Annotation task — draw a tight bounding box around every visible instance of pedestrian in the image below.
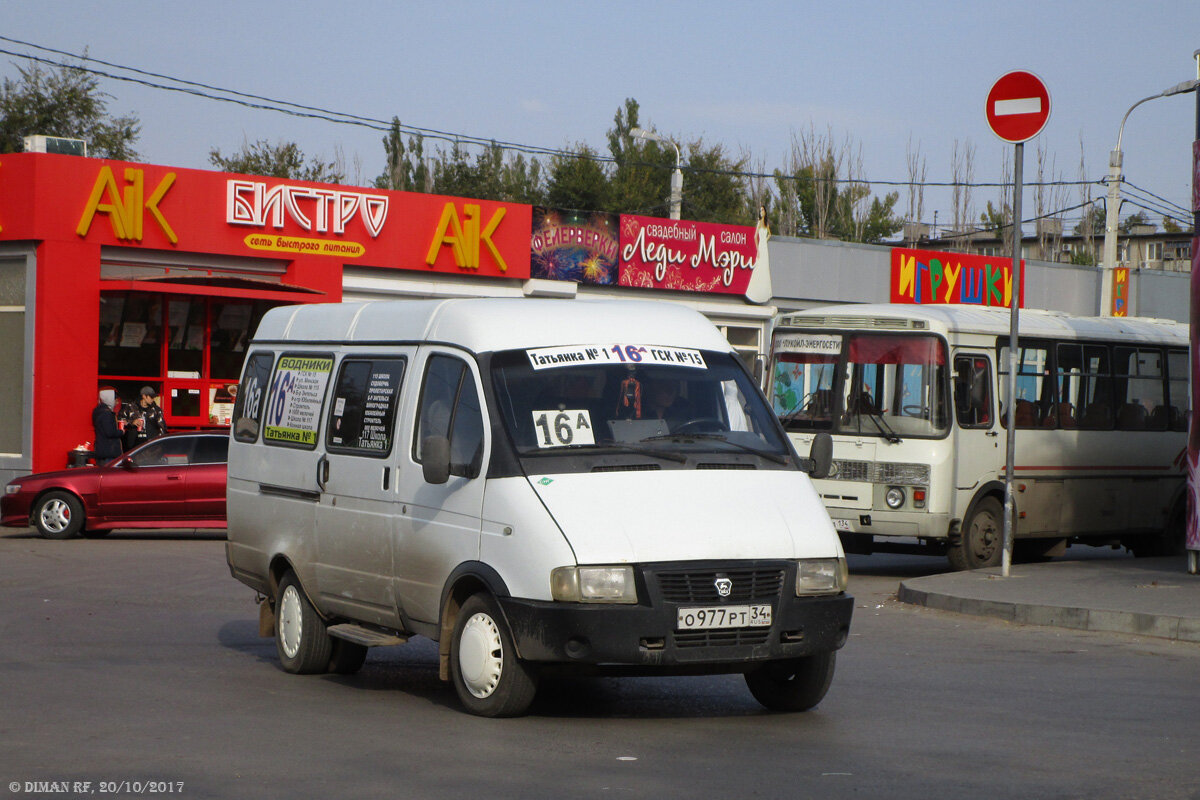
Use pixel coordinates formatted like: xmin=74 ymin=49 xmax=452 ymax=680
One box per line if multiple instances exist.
xmin=120 ymin=385 xmax=168 ymax=451
xmin=92 ymin=386 xmax=123 ymax=462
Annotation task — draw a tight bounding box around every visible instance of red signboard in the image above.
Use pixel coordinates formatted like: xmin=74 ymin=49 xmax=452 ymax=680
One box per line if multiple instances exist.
xmin=618 ymin=214 xmax=762 ymax=294
xmin=0 ymin=153 xmax=532 ymax=280
xmin=890 ymin=247 xmax=1024 ymax=308
xmin=986 ymin=71 xmax=1051 ymax=144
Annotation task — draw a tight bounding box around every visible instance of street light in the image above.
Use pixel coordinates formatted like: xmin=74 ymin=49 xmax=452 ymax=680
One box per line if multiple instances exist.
xmin=630 ymin=126 xmax=682 ymax=220
xmin=1100 ymin=77 xmax=1200 ymax=315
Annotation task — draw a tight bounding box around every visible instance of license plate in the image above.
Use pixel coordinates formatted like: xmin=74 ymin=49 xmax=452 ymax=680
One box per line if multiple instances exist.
xmin=832 ymin=518 xmax=854 ymax=532
xmin=676 ymin=604 xmax=772 ymax=630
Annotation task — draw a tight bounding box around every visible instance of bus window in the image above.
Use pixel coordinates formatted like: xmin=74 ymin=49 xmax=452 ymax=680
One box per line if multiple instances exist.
xmin=772 ymin=352 xmax=838 ymax=430
xmin=953 ymin=355 xmax=992 ymax=428
xmin=1166 ymin=349 xmax=1188 ymax=431
xmin=1055 ymin=344 xmax=1110 ymax=429
xmin=999 ymin=344 xmax=1051 ymax=428
xmin=1115 ymin=347 xmax=1164 ymax=431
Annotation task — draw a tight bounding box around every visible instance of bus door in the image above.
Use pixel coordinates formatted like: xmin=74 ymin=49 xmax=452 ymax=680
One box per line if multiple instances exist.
xmin=952 ymin=352 xmax=999 ymax=492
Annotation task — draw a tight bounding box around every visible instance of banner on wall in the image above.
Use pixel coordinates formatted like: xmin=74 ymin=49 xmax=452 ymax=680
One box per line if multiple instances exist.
xmin=0 ymin=153 xmax=532 ymax=280
xmin=530 ymin=208 xmax=618 ymax=284
xmin=618 ymin=214 xmax=764 ymax=296
xmin=890 ymin=247 xmax=1025 ymax=308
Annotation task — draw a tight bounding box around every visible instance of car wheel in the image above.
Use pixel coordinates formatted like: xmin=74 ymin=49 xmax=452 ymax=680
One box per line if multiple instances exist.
xmin=450 ymin=593 xmax=538 ymax=717
xmin=33 ymin=491 xmax=85 ymax=539
xmin=274 ymin=571 xmax=333 ymax=674
xmin=744 ymin=652 xmax=836 ymax=712
xmin=949 ymin=496 xmax=1004 ymax=570
xmin=328 ymin=639 xmax=368 ymax=675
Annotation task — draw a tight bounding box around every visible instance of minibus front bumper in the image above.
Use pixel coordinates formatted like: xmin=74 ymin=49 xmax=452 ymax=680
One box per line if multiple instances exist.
xmin=498 ymin=590 xmax=853 ymax=671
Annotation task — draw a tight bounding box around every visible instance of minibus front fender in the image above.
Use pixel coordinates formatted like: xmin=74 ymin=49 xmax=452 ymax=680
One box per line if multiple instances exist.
xmin=437 ymin=561 xmax=513 ymax=680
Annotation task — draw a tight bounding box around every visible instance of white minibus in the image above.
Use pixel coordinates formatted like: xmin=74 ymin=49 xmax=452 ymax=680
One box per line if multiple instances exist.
xmin=226 ymin=298 xmax=852 ymax=716
xmin=768 ymin=303 xmax=1187 ymax=570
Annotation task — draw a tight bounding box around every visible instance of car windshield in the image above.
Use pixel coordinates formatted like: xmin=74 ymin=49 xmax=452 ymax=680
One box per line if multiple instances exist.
xmin=772 ymin=331 xmax=949 ymax=438
xmin=489 ymin=346 xmax=790 ymax=464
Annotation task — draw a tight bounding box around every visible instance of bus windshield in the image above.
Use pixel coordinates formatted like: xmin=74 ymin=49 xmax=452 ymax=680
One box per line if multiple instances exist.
xmin=772 ymin=332 xmax=949 ymax=439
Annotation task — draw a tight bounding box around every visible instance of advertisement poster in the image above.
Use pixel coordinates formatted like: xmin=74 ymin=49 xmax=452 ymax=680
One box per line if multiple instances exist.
xmin=618 ymin=214 xmax=761 ymax=295
xmin=890 ymin=247 xmax=1025 ymax=308
xmin=263 ymin=355 xmax=334 ymax=447
xmin=530 ymin=208 xmax=618 ymax=284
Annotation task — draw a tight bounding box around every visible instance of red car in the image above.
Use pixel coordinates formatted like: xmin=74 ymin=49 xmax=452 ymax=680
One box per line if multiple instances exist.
xmin=1 ymin=433 xmax=228 ymax=539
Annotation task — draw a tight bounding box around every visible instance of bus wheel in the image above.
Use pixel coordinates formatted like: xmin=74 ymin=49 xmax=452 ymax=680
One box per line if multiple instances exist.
xmin=450 ymin=593 xmax=538 ymax=717
xmin=950 ymin=497 xmax=1003 ymax=570
xmin=745 ymin=652 xmax=836 ymax=712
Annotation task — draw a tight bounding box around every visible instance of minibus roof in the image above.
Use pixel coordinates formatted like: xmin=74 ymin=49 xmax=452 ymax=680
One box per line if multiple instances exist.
xmin=778 ymin=303 xmax=1188 ymax=347
xmin=252 ymin=298 xmax=735 ymax=354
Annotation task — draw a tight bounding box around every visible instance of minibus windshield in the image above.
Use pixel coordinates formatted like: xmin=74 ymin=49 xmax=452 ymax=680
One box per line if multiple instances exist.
xmin=490 ymin=347 xmax=790 ymax=462
xmin=773 ymin=332 xmax=949 ymax=439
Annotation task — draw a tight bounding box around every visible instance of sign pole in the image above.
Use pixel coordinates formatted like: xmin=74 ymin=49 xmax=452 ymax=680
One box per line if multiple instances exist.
xmin=1002 ymin=142 xmax=1023 ymax=578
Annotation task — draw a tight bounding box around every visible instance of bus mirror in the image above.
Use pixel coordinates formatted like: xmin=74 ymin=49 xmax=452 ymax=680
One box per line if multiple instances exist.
xmin=807 ymin=432 xmax=833 ymax=479
xmin=421 ymin=436 xmax=451 ymax=485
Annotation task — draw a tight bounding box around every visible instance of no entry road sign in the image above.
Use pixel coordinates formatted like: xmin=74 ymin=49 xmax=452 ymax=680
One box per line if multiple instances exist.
xmin=986 ymin=71 xmax=1051 ymax=143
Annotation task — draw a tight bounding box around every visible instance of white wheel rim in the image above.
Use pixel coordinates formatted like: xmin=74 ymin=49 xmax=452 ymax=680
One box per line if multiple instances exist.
xmin=39 ymin=499 xmax=71 ymax=533
xmin=458 ymin=612 xmax=503 ymax=699
xmin=279 ymin=585 xmax=303 ymax=659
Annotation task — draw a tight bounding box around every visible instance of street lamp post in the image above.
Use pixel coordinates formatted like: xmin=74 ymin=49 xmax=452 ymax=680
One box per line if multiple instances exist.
xmin=630 ymin=127 xmax=682 ymax=220
xmin=1100 ymin=78 xmax=1200 ymax=316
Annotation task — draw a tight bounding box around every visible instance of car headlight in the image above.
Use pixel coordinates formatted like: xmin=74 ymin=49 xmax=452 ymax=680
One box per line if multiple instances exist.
xmin=5 ymin=484 xmax=20 ymax=495
xmin=550 ymin=565 xmax=638 ymax=604
xmin=796 ymin=558 xmax=848 ymax=595
xmin=885 ymin=487 xmax=906 ymax=509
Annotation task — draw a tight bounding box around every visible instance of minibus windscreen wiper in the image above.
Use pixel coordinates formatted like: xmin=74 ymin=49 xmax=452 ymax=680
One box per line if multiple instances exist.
xmin=641 ymin=432 xmax=789 ymax=465
xmin=517 ymin=442 xmax=687 ymax=463
xmin=863 ymin=411 xmax=902 ymax=444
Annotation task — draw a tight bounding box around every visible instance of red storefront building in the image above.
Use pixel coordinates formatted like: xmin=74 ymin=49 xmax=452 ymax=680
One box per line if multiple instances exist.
xmin=0 ymin=153 xmax=773 ymax=484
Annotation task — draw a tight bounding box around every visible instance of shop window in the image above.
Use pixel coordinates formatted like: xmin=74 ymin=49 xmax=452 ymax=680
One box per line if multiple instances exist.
xmin=100 ymin=291 xmax=281 ymax=428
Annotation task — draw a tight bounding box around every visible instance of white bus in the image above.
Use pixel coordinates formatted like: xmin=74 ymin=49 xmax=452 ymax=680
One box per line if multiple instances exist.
xmin=767 ymin=304 xmax=1188 ymax=570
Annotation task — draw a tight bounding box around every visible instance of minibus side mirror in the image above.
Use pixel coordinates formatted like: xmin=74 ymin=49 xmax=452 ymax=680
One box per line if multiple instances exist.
xmin=806 ymin=432 xmax=833 ymax=479
xmin=753 ymin=354 xmax=767 ymax=391
xmin=421 ymin=436 xmax=451 ymax=485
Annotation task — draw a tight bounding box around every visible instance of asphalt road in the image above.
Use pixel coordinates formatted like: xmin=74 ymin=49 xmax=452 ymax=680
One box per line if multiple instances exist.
xmin=1 ymin=530 xmax=1196 ymax=800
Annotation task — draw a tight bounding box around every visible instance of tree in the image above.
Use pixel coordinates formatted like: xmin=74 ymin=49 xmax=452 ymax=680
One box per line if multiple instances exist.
xmin=0 ymin=59 xmax=139 ymax=159
xmin=1119 ymin=211 xmax=1152 ymax=234
xmin=375 ymin=117 xmax=429 ymax=192
xmin=1162 ymin=217 xmax=1184 ymax=234
xmin=546 ymin=144 xmax=610 ymax=211
xmin=677 ymin=139 xmax=752 ymax=224
xmin=209 ymin=139 xmax=344 ymax=183
xmin=605 ymin=98 xmax=676 ymax=216
xmin=428 ymin=140 xmax=546 ymax=204
xmin=1073 ymin=203 xmax=1105 ymax=237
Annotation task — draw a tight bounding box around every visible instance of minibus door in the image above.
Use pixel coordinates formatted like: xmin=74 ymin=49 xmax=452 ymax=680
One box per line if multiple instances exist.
xmin=314 ymin=356 xmax=410 ymax=628
xmin=393 ymin=350 xmax=489 ymax=626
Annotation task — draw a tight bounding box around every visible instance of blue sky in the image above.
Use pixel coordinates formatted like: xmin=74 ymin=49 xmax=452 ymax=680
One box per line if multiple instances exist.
xmin=3 ymin=0 xmax=1198 ymax=233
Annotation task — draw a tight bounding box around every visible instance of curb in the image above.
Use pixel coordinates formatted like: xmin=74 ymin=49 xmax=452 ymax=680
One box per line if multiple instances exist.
xmin=897 ymin=581 xmax=1200 ymax=643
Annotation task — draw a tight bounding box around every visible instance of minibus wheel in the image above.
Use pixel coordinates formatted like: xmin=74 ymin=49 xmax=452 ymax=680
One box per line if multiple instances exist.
xmin=275 ymin=571 xmax=333 ymax=674
xmin=949 ymin=496 xmax=1003 ymax=570
xmin=744 ymin=651 xmax=836 ymax=712
xmin=33 ymin=491 xmax=85 ymax=539
xmin=450 ymin=593 xmax=538 ymax=717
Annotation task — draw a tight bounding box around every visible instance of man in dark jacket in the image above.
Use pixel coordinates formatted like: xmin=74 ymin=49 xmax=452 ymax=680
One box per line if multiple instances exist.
xmin=120 ymin=386 xmax=168 ymax=451
xmin=92 ymin=386 xmax=123 ymax=461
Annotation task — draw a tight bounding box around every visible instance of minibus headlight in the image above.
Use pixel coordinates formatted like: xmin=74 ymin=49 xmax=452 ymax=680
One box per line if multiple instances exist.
xmin=550 ymin=565 xmax=638 ymax=604
xmin=796 ymin=558 xmax=848 ymax=595
xmin=885 ymin=487 xmax=906 ymax=509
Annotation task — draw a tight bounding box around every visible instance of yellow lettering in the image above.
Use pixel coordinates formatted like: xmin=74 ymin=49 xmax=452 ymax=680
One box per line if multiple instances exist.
xmin=942 ymin=262 xmax=960 ymax=302
xmin=480 ymin=207 xmax=508 ymax=272
xmin=76 ymin=165 xmax=129 ymax=239
xmin=897 ymin=254 xmax=916 ymax=298
xmin=145 ymin=172 xmax=178 ymax=244
xmin=76 ymin=167 xmax=177 ymax=244
xmin=425 ymin=203 xmax=468 ymax=267
xmin=1003 ymin=268 xmax=1013 ymax=307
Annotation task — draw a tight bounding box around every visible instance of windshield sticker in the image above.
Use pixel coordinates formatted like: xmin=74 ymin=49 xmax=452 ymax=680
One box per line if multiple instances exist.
xmin=531 ymin=409 xmax=596 ymax=447
xmin=526 ymin=344 xmax=707 ymax=370
xmin=264 ymin=355 xmax=333 ymax=446
xmin=774 ymin=334 xmax=842 ymax=355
